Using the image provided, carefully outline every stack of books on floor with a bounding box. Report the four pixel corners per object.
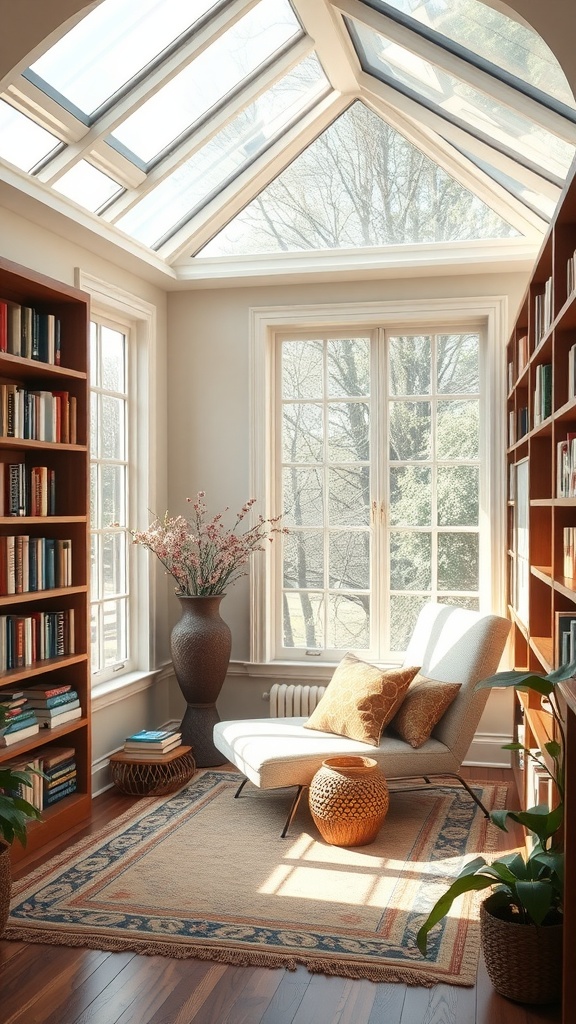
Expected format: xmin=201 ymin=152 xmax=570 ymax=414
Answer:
xmin=0 ymin=691 xmax=39 ymax=746
xmin=4 ymin=745 xmax=76 ymax=810
xmin=123 ymin=729 xmax=182 ymax=759
xmin=21 ymin=681 xmax=82 ymax=728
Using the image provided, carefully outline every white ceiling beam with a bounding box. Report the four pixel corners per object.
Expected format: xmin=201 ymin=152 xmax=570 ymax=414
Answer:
xmin=334 ymin=0 xmax=576 ymax=145
xmin=164 ymin=92 xmax=350 ymax=263
xmin=360 ymin=71 xmax=562 ymax=201
xmin=289 ymin=0 xmax=361 ymax=94
xmin=102 ymin=35 xmax=316 ymax=220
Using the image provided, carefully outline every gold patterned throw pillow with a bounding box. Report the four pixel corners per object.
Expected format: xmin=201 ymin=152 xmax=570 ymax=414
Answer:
xmin=303 ymin=654 xmax=420 ymax=745
xmin=390 ymin=674 xmax=461 ymax=748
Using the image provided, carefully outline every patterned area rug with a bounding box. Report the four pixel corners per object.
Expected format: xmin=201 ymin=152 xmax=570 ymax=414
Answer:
xmin=5 ymin=771 xmax=508 ymax=985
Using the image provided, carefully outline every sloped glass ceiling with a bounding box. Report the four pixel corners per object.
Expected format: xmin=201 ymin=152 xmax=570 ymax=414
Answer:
xmin=0 ymin=0 xmax=575 ymax=271
xmin=200 ymin=101 xmax=519 ymax=256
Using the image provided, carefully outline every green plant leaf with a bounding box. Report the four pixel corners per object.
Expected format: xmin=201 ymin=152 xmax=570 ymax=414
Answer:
xmin=547 ymin=661 xmax=576 ymax=682
xmin=475 ymin=671 xmax=553 ymax=697
xmin=515 ymin=880 xmax=554 ymax=924
xmin=416 ymin=869 xmax=495 ymax=955
xmin=544 ymin=740 xmax=562 ymax=759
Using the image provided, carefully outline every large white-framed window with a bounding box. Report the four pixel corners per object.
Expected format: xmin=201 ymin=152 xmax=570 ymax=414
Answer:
xmin=75 ymin=270 xmax=157 ymax=694
xmin=250 ymin=297 xmax=506 ymax=666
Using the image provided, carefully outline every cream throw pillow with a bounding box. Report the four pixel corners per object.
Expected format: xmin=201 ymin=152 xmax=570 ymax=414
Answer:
xmin=303 ymin=653 xmax=420 ymax=745
xmin=390 ymin=674 xmax=461 ymax=748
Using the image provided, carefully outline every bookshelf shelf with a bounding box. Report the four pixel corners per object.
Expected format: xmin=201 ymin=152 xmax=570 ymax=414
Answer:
xmin=0 ymin=255 xmax=91 ymax=864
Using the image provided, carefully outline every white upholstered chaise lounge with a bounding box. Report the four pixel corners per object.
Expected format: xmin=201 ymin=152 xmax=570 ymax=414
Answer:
xmin=213 ymin=602 xmax=511 ymax=836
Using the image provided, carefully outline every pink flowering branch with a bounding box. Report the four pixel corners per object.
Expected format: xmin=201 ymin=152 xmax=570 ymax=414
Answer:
xmin=131 ymin=492 xmax=288 ymax=596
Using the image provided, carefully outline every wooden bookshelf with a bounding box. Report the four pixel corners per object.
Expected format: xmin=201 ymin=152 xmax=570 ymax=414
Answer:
xmin=507 ymin=165 xmax=576 ymax=1024
xmin=0 ymin=256 xmax=91 ymax=862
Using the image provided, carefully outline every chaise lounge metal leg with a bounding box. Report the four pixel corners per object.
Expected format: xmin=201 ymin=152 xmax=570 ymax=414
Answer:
xmin=443 ymin=773 xmax=490 ymax=817
xmin=387 ymin=773 xmax=490 ymax=817
xmin=234 ymin=777 xmax=248 ymax=798
xmin=281 ymin=785 xmax=306 ymax=839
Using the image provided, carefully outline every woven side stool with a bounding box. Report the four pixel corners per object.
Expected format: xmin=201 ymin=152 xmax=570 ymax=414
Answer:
xmin=109 ymin=745 xmax=196 ymax=796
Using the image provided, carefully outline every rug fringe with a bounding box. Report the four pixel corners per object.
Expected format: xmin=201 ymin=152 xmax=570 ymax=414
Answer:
xmin=1 ymin=926 xmax=471 ymax=986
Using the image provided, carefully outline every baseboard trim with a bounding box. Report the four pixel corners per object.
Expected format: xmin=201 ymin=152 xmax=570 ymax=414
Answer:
xmin=465 ymin=730 xmax=512 ymax=769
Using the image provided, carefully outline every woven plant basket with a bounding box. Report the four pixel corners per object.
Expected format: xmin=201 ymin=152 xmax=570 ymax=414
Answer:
xmin=0 ymin=841 xmax=11 ymax=937
xmin=308 ymin=755 xmax=389 ymax=847
xmin=480 ymin=898 xmax=563 ymax=1004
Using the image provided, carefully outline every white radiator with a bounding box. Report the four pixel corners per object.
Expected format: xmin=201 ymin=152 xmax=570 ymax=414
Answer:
xmin=268 ymin=683 xmax=327 ymax=717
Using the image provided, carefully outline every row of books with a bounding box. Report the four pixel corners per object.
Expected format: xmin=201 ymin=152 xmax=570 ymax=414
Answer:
xmin=567 ymin=249 xmax=576 ymax=297
xmin=0 ymin=608 xmax=75 ymax=672
xmin=568 ymin=342 xmax=576 ymax=403
xmin=508 ymin=405 xmax=529 ymax=445
xmin=516 ymin=333 xmax=529 ymax=377
xmin=0 ymin=384 xmax=77 ymax=443
xmin=534 ymin=278 xmax=553 ymax=346
xmin=533 ymin=362 xmax=552 ymax=426
xmin=5 ymin=745 xmax=77 ymax=810
xmin=0 ymin=298 xmax=61 ymax=364
xmin=556 ymin=433 xmax=576 ymax=497
xmin=123 ymin=728 xmax=182 ymax=759
xmin=562 ymin=527 xmax=576 ymax=579
xmin=0 ymin=683 xmax=82 ymax=747
xmin=0 ymin=535 xmax=72 ymax=596
xmin=0 ymin=463 xmax=56 ymax=517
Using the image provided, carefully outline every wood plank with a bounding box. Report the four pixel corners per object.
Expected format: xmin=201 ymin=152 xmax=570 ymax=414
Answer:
xmin=259 ymin=966 xmax=312 ymax=1024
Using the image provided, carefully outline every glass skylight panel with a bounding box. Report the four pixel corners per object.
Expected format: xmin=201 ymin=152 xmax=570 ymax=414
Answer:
xmin=53 ymin=161 xmax=123 ymax=212
xmin=115 ymin=54 xmax=328 ymax=247
xmin=28 ymin=0 xmax=222 ymax=116
xmin=454 ymin=146 xmax=558 ymax=221
xmin=362 ymin=0 xmax=575 ymax=108
xmin=350 ymin=21 xmax=576 ymax=180
xmin=0 ymin=101 xmax=60 ymax=171
xmin=110 ymin=0 xmax=302 ymax=164
xmin=198 ymin=101 xmax=518 ymax=258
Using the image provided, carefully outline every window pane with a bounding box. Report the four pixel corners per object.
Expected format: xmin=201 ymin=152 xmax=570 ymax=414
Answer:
xmin=389 ymin=466 xmax=431 ymax=526
xmin=329 ymin=532 xmax=370 ymax=589
xmin=438 ymin=334 xmax=479 ymax=393
xmin=101 ymin=327 xmax=126 ymax=392
xmin=102 ymin=532 xmax=127 ymax=596
xmin=328 ymin=403 xmax=370 ymax=462
xmin=283 ymin=467 xmax=323 ymax=526
xmin=91 ymin=533 xmax=100 ymax=599
xmin=0 ymin=100 xmax=59 ymax=171
xmin=29 ymin=0 xmax=224 ymax=115
xmin=111 ymin=0 xmax=301 ymax=163
xmin=389 ymin=335 xmax=431 ymax=395
xmin=90 ymin=605 xmax=100 ymax=672
xmin=283 ymin=404 xmax=323 ymax=462
xmin=283 ymin=532 xmax=323 ymax=588
xmin=200 ymin=101 xmax=518 ymax=256
xmin=390 ymin=531 xmax=432 ymax=589
xmin=365 ymin=0 xmax=575 ymax=108
xmin=328 ymin=594 xmax=369 ymax=648
xmin=389 ymin=401 xmax=431 ymax=460
xmin=53 ymin=161 xmax=122 ymax=211
xmin=282 ymin=340 xmax=323 ymax=400
xmin=350 ymin=22 xmax=575 ymax=178
xmin=101 ymin=396 xmax=125 ymax=460
xmin=328 ymin=338 xmax=370 ymax=397
xmin=389 ymin=594 xmax=428 ymax=651
xmin=117 ymin=55 xmax=328 ymax=246
xmin=438 ymin=466 xmax=479 ymax=526
xmin=329 ymin=467 xmax=370 ymax=526
xmin=100 ymin=465 xmax=126 ymax=527
xmin=283 ymin=592 xmax=324 ymax=648
xmin=102 ymin=598 xmax=127 ymax=666
xmin=438 ymin=533 xmax=479 ymax=590
xmin=437 ymin=399 xmax=479 ymax=458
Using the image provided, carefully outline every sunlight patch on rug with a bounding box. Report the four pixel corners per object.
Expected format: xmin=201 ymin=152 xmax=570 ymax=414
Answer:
xmin=5 ymin=770 xmax=508 ymax=985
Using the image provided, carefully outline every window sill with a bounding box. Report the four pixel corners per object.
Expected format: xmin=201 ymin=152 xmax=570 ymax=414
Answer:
xmin=226 ymin=659 xmax=401 ymax=683
xmin=92 ymin=663 xmax=172 ymax=711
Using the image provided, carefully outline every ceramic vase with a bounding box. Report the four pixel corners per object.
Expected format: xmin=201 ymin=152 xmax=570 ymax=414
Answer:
xmin=170 ymin=594 xmax=231 ymax=767
xmin=308 ymin=755 xmax=389 ymax=847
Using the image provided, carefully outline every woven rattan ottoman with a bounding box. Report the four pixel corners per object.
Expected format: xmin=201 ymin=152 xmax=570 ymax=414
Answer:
xmin=109 ymin=745 xmax=196 ymax=796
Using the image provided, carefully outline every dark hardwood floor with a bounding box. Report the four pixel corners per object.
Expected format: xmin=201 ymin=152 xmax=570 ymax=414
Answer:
xmin=0 ymin=767 xmax=561 ymax=1024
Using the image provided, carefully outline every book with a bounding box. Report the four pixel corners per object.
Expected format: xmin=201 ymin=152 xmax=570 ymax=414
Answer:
xmin=41 ymin=745 xmax=75 ymax=770
xmin=25 ymin=690 xmax=78 ymax=709
xmin=20 ymin=682 xmax=73 ymax=699
xmin=0 ymin=723 xmax=40 ymax=746
xmin=125 ymin=729 xmax=181 ymax=744
xmin=123 ymin=736 xmax=182 ymax=755
xmin=120 ymin=744 xmax=183 ymax=761
xmin=45 ymin=767 xmax=76 ymax=790
xmin=37 ymin=705 xmax=82 ymax=727
xmin=34 ymin=699 xmax=80 ymax=718
xmin=44 ymin=778 xmax=77 ymax=806
xmin=44 ymin=759 xmax=76 ymax=783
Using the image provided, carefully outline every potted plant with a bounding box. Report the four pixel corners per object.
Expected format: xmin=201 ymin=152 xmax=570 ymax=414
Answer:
xmin=0 ymin=705 xmax=43 ymax=934
xmin=416 ymin=661 xmax=571 ymax=1005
